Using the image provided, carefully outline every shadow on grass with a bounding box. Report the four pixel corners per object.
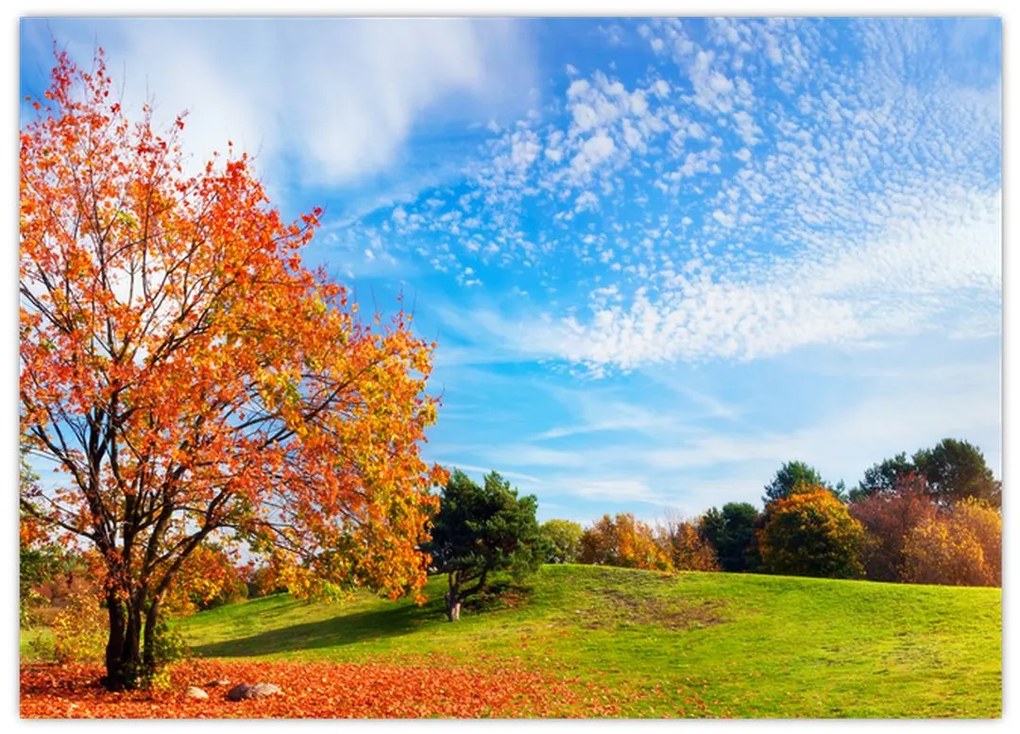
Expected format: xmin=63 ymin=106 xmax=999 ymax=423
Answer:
xmin=191 ymin=596 xmax=447 ymax=658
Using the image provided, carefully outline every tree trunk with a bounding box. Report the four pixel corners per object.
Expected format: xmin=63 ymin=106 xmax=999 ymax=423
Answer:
xmin=142 ymin=597 xmax=161 ymax=675
xmin=445 ymin=589 xmax=461 ymax=622
xmin=102 ymin=594 xmax=143 ymax=691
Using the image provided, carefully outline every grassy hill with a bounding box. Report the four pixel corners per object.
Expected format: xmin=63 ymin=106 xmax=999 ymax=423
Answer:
xmin=174 ymin=565 xmax=1000 ymax=718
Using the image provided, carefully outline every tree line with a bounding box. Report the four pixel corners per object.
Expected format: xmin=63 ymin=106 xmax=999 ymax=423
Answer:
xmin=409 ymin=436 xmax=1001 ymax=623
xmin=536 ymin=437 xmax=1000 ymax=587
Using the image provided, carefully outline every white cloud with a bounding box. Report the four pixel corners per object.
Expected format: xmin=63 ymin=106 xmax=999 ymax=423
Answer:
xmin=689 ymin=50 xmax=737 ymax=113
xmin=499 ymin=189 xmax=1000 ymax=371
xmin=732 ymin=110 xmax=762 ymax=146
xmin=711 ymin=209 xmax=736 ymax=227
xmin=571 ymin=103 xmax=599 ymax=132
xmin=509 ymin=132 xmax=541 ymax=171
xmin=50 ymin=18 xmax=534 ymax=186
xmin=570 ymin=133 xmax=616 ymax=179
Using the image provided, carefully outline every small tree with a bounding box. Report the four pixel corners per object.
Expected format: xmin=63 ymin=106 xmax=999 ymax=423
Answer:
xmin=656 ymin=518 xmax=719 ymax=572
xmin=578 ymin=514 xmax=671 ymax=571
xmin=758 ymin=487 xmax=864 ymax=579
xmin=425 ymin=470 xmax=542 ymax=622
xmin=698 ymin=502 xmax=760 ymax=572
xmin=539 ymin=519 xmax=583 ymax=564
xmin=162 ymin=542 xmax=248 ymax=615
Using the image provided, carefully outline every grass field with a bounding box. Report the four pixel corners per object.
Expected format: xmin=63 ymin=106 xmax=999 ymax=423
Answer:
xmin=157 ymin=565 xmax=1001 ymax=718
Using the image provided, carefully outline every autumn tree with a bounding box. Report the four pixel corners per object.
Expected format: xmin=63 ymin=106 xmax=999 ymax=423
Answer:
xmin=901 ymin=499 xmax=1001 ymax=587
xmin=656 ymin=518 xmax=719 ymax=572
xmin=698 ymin=502 xmax=760 ymax=572
xmin=539 ymin=519 xmax=583 ymax=564
xmin=20 ymin=51 xmax=444 ymax=690
xmin=425 ymin=470 xmax=542 ymax=622
xmin=951 ymin=498 xmax=1001 ymax=585
xmin=848 ymin=472 xmax=937 ymax=582
xmin=578 ymin=514 xmax=671 ymax=571
xmin=757 ymin=488 xmax=864 ymax=579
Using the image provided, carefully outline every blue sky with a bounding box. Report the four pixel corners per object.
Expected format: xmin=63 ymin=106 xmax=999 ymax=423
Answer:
xmin=19 ymin=17 xmax=1002 ymax=525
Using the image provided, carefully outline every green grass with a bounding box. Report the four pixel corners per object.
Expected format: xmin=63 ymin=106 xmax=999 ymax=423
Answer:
xmin=27 ymin=565 xmax=1002 ymax=717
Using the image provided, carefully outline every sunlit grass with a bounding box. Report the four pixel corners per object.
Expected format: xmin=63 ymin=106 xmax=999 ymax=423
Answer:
xmin=21 ymin=565 xmax=999 ymax=717
xmin=160 ymin=565 xmax=1001 ymax=717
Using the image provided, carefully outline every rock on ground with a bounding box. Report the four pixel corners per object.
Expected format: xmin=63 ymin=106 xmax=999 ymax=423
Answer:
xmin=226 ymin=683 xmax=282 ymax=701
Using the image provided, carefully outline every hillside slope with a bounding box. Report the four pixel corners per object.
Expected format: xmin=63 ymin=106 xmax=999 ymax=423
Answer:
xmin=179 ymin=565 xmax=1001 ymax=718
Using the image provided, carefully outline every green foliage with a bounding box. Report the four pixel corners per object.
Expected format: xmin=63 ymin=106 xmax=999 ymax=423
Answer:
xmin=850 ymin=452 xmax=915 ymax=501
xmin=758 ymin=488 xmax=864 ymax=579
xmin=141 ymin=620 xmax=192 ymax=689
xmin=698 ymin=503 xmax=761 ymax=572
xmin=912 ymin=438 xmax=1000 ymax=507
xmin=762 ymin=460 xmax=836 ymax=504
xmin=20 ymin=544 xmax=79 ymax=627
xmin=851 ymin=439 xmax=1000 ymax=507
xmin=425 ymin=469 xmax=542 ymax=620
xmin=539 ymin=519 xmax=583 ymax=564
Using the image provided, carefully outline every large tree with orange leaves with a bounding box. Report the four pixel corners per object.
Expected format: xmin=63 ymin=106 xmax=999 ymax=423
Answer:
xmin=19 ymin=51 xmax=445 ymax=690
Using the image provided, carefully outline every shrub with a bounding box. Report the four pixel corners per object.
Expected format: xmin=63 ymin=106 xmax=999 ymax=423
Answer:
xmin=141 ymin=620 xmax=191 ymax=690
xmin=51 ymin=589 xmax=107 ymax=664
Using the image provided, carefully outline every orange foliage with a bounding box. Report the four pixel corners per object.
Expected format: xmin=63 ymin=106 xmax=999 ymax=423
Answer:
xmin=164 ymin=544 xmax=247 ymax=615
xmin=20 ymin=660 xmax=628 ymax=718
xmin=656 ymin=520 xmax=719 ymax=572
xmin=901 ymin=499 xmax=1000 ymax=587
xmin=952 ymin=498 xmax=1001 ymax=585
xmin=579 ymin=514 xmax=671 ymax=571
xmin=20 ymin=50 xmax=444 ymax=686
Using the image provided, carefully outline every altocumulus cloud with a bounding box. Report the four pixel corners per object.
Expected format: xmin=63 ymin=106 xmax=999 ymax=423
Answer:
xmin=331 ymin=18 xmax=1000 ymax=374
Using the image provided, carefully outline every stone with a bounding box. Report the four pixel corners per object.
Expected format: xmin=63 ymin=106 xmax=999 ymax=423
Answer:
xmin=226 ymin=682 xmax=282 ymax=701
xmin=185 ymin=686 xmax=209 ymax=700
xmin=204 ymin=679 xmax=230 ymax=687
